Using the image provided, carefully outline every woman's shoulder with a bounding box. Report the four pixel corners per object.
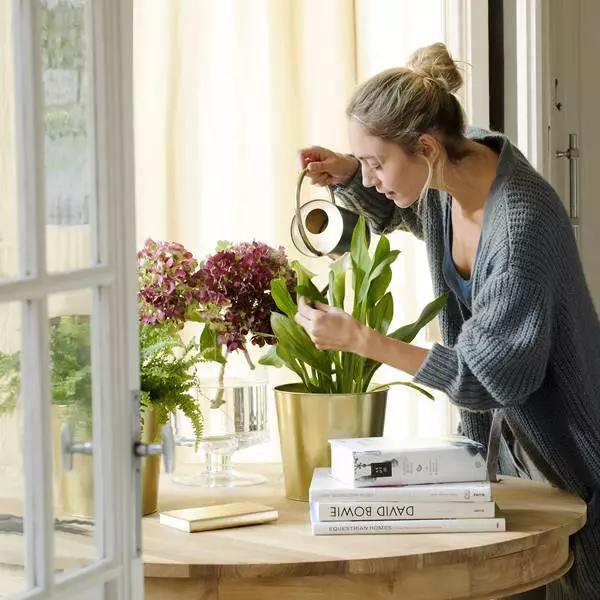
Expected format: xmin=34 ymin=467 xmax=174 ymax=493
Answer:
xmin=472 ymin=131 xmax=576 ymax=282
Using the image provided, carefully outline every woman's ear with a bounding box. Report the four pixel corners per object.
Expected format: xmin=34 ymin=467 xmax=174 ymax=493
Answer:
xmin=418 ymin=134 xmax=442 ymax=162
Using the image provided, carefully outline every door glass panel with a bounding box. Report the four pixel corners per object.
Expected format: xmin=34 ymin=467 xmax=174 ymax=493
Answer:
xmin=0 ymin=2 xmax=20 ymax=281
xmin=0 ymin=302 xmax=29 ymax=597
xmin=42 ymin=0 xmax=95 ymax=272
xmin=49 ymin=289 xmax=99 ymax=576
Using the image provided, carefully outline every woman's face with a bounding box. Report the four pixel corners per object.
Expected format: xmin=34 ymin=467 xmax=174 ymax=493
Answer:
xmin=348 ymin=119 xmax=430 ymax=208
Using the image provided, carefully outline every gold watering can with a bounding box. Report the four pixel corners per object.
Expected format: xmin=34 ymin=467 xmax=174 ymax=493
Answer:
xmin=290 ymin=167 xmax=368 ymax=259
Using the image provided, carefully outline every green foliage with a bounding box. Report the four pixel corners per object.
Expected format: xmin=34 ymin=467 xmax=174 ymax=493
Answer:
xmin=0 ymin=316 xmax=92 ymax=420
xmin=0 ymin=317 xmax=204 ymax=443
xmin=0 ymin=350 xmax=20 ymax=415
xmin=139 ymin=322 xmax=204 ymax=442
xmin=260 ymin=217 xmax=447 ymax=397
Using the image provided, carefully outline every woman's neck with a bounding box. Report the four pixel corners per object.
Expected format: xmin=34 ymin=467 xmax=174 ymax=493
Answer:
xmin=436 ymin=140 xmax=500 ymax=217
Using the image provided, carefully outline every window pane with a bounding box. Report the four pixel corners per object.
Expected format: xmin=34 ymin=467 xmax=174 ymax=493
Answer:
xmin=0 ymin=302 xmax=29 ymax=596
xmin=42 ymin=0 xmax=95 ymax=272
xmin=48 ymin=289 xmax=99 ymax=577
xmin=0 ymin=2 xmax=20 ymax=282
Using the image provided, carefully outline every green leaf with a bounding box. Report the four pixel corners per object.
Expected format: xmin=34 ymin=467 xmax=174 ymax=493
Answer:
xmin=388 ymin=294 xmax=448 ymax=343
xmin=270 ymin=277 xmax=298 ymax=317
xmin=215 ymin=240 xmax=232 ymax=251
xmin=199 ymin=325 xmax=226 ymax=364
xmin=370 ymin=381 xmax=435 ymax=400
xmin=368 ymin=292 xmax=394 ymax=334
xmin=357 ymin=251 xmax=400 ymax=304
xmin=365 ymin=232 xmax=394 ymax=304
xmin=291 ymin=260 xmax=326 ymax=306
xmin=350 ymin=216 xmax=371 ymax=273
xmin=367 ymin=264 xmax=393 ymax=306
xmin=296 ymin=285 xmax=327 ymax=306
xmin=328 ymin=253 xmax=350 ymax=309
xmin=350 ymin=216 xmax=371 ymax=306
xmin=291 ymin=260 xmax=317 ymax=282
xmin=270 ymin=313 xmax=331 ymax=377
xmin=258 ymin=345 xmax=284 ymax=368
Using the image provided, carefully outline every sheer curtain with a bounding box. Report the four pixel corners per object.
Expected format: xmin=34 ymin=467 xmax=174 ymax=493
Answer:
xmin=133 ymin=0 xmax=488 ymax=461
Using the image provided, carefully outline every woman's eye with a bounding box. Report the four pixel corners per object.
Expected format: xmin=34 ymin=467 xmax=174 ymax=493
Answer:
xmin=369 ymin=163 xmax=382 ymax=170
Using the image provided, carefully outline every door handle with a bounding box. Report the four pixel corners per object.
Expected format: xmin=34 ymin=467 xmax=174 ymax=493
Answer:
xmin=554 ymin=133 xmax=580 ymax=237
xmin=60 ymin=423 xmax=93 ymax=471
xmin=134 ymin=423 xmax=175 ymax=474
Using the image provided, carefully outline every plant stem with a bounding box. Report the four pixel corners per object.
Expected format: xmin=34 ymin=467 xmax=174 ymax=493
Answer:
xmin=210 ymin=354 xmax=227 ymax=409
xmin=241 ymin=345 xmax=256 ymax=370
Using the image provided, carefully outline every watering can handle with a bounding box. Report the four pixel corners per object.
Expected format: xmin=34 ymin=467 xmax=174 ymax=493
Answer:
xmin=295 ymin=167 xmax=337 ymax=257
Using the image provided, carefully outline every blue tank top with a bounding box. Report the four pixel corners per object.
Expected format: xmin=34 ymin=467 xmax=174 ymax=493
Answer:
xmin=442 ymin=198 xmax=473 ymax=311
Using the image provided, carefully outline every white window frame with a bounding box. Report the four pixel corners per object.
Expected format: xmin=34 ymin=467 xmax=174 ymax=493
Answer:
xmin=4 ymin=0 xmax=141 ymax=598
xmin=443 ymin=0 xmax=490 ymax=129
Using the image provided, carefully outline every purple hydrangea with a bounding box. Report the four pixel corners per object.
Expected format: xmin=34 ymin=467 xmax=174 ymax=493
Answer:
xmin=137 ymin=239 xmax=202 ymax=327
xmin=197 ymin=241 xmax=296 ymax=352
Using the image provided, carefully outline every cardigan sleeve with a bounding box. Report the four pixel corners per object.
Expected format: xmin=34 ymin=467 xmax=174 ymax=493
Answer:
xmin=414 ymin=271 xmax=554 ymax=409
xmin=331 ymin=165 xmax=424 ymax=239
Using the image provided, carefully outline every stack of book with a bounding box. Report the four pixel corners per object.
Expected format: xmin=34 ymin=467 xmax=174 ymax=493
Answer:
xmin=309 ymin=436 xmax=505 ymax=536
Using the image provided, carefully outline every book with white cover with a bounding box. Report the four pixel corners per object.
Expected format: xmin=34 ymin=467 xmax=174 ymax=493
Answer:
xmin=329 ymin=436 xmax=487 ymax=487
xmin=313 ymin=500 xmax=497 ymax=521
xmin=311 ymin=515 xmax=506 ymax=535
xmin=309 ymin=468 xmax=492 ymax=502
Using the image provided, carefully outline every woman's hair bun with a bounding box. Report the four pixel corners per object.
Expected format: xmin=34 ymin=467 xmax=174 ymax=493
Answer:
xmin=407 ymin=42 xmax=463 ymax=94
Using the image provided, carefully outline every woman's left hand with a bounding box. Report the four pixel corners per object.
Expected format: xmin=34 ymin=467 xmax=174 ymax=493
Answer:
xmin=294 ymin=297 xmax=367 ymax=353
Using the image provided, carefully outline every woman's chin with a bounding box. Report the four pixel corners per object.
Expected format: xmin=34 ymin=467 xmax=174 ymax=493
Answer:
xmin=392 ymin=195 xmax=418 ymax=208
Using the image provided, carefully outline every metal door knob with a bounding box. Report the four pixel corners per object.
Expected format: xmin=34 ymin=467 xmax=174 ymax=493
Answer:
xmin=60 ymin=423 xmax=93 ymax=472
xmin=134 ymin=424 xmax=175 ymax=474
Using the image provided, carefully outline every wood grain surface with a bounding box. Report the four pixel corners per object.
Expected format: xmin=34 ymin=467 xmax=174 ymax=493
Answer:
xmin=0 ymin=463 xmax=586 ymax=599
xmin=143 ymin=464 xmax=586 ymax=600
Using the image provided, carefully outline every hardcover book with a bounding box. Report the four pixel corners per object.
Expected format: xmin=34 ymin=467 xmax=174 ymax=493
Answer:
xmin=310 ymin=515 xmax=506 ymax=535
xmin=309 ymin=468 xmax=492 ymax=502
xmin=313 ymin=500 xmax=497 ymax=521
xmin=329 ymin=435 xmax=487 ymax=487
xmin=159 ymin=502 xmax=278 ymax=533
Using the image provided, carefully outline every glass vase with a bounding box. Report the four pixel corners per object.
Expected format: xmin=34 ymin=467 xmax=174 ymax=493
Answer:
xmin=172 ymin=378 xmax=269 ymax=487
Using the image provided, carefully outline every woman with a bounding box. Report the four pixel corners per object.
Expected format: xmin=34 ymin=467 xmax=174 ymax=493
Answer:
xmin=295 ymin=43 xmax=600 ymax=600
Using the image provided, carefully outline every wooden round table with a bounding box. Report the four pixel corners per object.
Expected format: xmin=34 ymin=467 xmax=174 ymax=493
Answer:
xmin=142 ymin=464 xmax=586 ymax=600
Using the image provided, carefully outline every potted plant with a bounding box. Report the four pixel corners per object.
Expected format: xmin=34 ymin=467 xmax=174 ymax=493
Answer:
xmin=137 ymin=239 xmax=206 ymax=512
xmin=0 ymin=315 xmax=95 ymax=517
xmin=259 ymin=217 xmax=447 ymax=500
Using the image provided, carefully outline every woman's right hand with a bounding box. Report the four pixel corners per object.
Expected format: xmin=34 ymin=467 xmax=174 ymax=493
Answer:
xmin=297 ymin=146 xmax=359 ymax=187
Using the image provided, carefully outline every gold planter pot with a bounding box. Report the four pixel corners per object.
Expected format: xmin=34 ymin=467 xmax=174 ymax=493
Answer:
xmin=51 ymin=405 xmax=163 ymax=518
xmin=141 ymin=406 xmax=161 ymax=516
xmin=52 ymin=405 xmax=94 ymax=518
xmin=274 ymin=383 xmax=388 ymax=501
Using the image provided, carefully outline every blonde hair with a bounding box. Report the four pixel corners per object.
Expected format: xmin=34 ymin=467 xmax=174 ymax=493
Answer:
xmin=347 ymin=43 xmax=470 ymax=177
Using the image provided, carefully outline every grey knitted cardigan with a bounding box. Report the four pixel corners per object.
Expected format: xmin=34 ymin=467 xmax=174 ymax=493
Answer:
xmin=333 ymin=128 xmax=600 ymax=599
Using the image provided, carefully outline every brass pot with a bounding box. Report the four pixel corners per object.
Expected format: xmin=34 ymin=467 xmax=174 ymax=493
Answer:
xmin=274 ymin=384 xmax=388 ymax=501
xmin=51 ymin=405 xmax=163 ymax=518
xmin=52 ymin=405 xmax=94 ymax=518
xmin=141 ymin=406 xmax=161 ymax=516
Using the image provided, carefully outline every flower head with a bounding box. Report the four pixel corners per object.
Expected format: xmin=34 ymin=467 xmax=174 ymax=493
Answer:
xmin=137 ymin=239 xmax=201 ymax=328
xmin=197 ymin=241 xmax=296 ymax=352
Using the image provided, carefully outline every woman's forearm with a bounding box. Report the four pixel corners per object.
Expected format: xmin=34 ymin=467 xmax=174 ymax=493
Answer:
xmin=357 ymin=326 xmax=430 ymax=376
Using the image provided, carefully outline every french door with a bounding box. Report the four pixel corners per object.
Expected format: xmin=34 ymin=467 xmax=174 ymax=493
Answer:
xmin=0 ymin=1 xmax=144 ymax=599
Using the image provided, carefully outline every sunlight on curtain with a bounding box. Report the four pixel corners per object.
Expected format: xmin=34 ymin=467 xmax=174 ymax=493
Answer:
xmin=133 ymin=0 xmax=482 ymax=462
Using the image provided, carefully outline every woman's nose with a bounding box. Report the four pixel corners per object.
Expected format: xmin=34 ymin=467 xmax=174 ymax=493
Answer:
xmin=361 ymin=167 xmax=379 ymax=189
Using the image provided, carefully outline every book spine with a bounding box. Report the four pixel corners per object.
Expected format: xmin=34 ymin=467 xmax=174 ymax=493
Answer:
xmin=314 ymin=501 xmax=496 ymax=521
xmin=308 ymin=483 xmax=492 ymax=503
xmin=311 ymin=517 xmax=506 ymax=536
